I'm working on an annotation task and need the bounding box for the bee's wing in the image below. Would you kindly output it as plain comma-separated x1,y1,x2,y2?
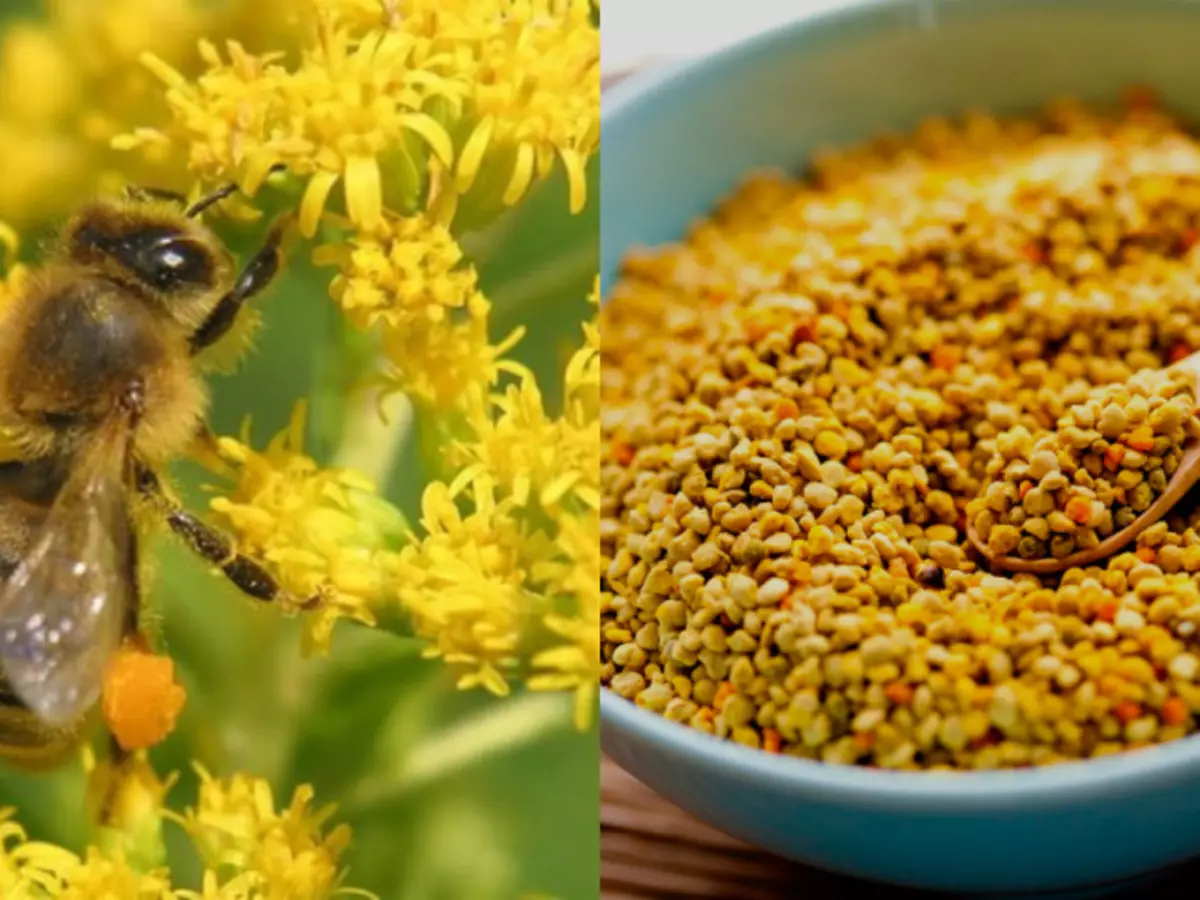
0,422,133,727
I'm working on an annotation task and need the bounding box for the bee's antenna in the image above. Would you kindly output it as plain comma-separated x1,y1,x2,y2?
185,184,239,219
185,164,287,219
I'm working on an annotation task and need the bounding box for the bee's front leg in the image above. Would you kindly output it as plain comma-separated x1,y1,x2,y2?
188,212,294,354
134,464,317,608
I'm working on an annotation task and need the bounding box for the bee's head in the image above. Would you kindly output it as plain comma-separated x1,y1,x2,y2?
62,199,236,333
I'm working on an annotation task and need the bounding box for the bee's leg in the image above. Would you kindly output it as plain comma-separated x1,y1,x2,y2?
106,732,130,768
188,212,293,354
133,464,316,608
121,510,141,638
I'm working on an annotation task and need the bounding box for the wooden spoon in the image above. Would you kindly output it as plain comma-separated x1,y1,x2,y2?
967,352,1200,575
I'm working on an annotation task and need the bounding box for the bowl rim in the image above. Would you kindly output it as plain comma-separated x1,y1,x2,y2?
599,0,1200,806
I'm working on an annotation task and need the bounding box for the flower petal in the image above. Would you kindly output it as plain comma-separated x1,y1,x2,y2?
455,116,494,195
502,142,537,206
343,155,382,229
400,113,454,166
559,147,587,214
241,150,280,196
299,169,340,238
139,51,187,88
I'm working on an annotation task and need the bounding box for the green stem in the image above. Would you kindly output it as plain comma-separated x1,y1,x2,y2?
340,692,572,815
456,203,522,268
333,383,414,484
488,240,597,323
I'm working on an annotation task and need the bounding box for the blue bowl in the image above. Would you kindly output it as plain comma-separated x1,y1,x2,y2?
600,0,1200,893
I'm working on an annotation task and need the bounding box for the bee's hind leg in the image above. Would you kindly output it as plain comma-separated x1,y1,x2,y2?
134,464,317,609
188,211,294,354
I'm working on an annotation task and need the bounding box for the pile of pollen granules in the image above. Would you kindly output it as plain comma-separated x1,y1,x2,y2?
600,94,1200,770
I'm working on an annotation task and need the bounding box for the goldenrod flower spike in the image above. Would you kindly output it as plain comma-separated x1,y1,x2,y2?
317,214,477,331
84,749,176,874
133,24,462,235
392,283,601,721
0,794,172,897
528,512,601,730
206,402,394,654
173,766,360,900
395,473,541,697
123,0,598,231
391,0,601,215
0,768,368,898
317,212,532,409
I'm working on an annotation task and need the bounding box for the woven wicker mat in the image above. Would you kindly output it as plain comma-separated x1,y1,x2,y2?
600,755,1200,898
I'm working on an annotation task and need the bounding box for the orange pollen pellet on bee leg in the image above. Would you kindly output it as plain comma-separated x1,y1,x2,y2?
102,643,187,752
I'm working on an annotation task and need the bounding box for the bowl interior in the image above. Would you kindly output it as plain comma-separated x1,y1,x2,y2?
601,0,1200,294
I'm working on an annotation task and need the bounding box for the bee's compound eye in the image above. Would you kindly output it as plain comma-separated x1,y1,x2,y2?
145,239,212,290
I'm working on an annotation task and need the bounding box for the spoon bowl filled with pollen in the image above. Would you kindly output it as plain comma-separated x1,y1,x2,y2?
968,351,1200,574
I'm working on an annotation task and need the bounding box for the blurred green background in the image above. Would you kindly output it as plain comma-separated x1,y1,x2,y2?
0,2,599,898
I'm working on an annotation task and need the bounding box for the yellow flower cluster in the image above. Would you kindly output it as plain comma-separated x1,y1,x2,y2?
315,215,526,408
198,290,600,723
205,403,388,654
106,0,601,720
127,0,599,234
0,0,299,225
0,763,361,899
396,284,601,723
172,766,357,898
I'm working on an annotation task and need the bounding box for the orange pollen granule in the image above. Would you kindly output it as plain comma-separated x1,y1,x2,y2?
102,644,187,752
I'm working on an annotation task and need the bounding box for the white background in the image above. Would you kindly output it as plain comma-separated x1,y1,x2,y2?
601,1,848,81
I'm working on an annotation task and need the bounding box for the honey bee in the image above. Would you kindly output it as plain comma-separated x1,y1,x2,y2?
0,176,306,766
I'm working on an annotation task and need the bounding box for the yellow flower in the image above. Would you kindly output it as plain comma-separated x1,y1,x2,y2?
523,300,600,727
0,806,170,899
527,510,600,729
85,750,177,874
315,213,527,410
429,0,601,217
204,402,394,654
324,0,600,217
127,0,598,232
0,768,365,899
52,848,173,900
133,22,460,235
317,214,477,331
395,473,550,695
394,285,600,714
173,766,355,900
449,290,599,555
454,371,597,514
379,293,526,411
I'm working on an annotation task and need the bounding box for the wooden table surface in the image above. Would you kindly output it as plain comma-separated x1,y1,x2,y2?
600,755,1200,898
